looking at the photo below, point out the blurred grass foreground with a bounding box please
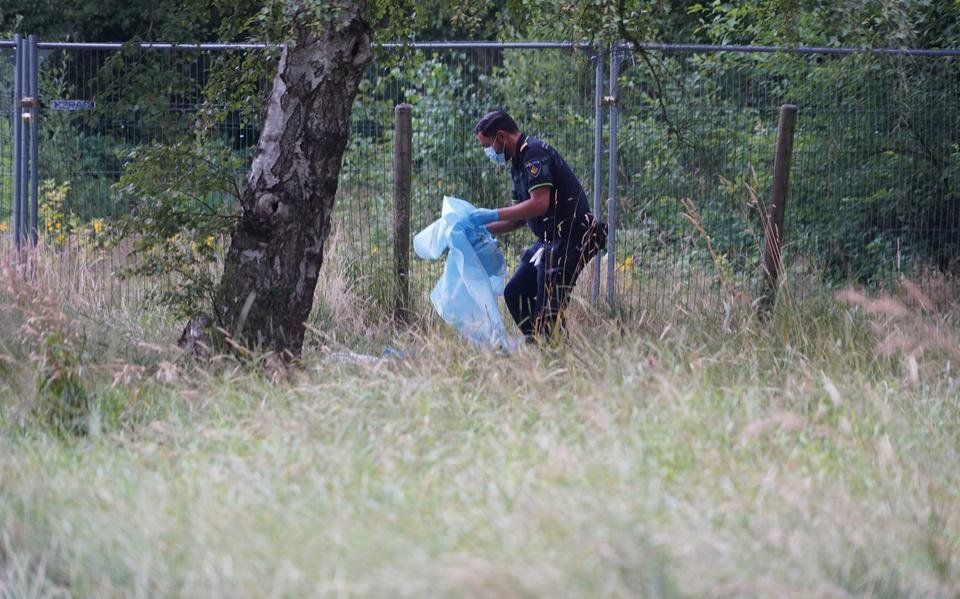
[0,231,958,597]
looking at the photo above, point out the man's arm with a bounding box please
[471,187,551,233]
[497,186,550,222]
[483,187,550,234]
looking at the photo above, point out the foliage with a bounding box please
[114,140,243,319]
[4,0,960,313]
[36,179,111,249]
[0,266,90,434]
[688,0,960,48]
[0,0,264,42]
[37,180,70,244]
[0,110,11,224]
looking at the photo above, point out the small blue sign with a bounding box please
[51,100,96,111]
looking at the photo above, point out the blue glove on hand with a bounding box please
[467,208,499,228]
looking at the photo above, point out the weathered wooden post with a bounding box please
[393,103,412,323]
[759,104,797,313]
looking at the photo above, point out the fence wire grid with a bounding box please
[1,39,959,319]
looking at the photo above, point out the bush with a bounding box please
[0,263,90,434]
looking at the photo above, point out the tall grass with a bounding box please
[0,235,958,597]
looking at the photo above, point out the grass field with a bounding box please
[1,243,958,598]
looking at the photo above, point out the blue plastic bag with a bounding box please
[414,196,517,351]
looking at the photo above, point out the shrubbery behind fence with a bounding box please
[1,39,958,316]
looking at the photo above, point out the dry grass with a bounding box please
[0,239,959,597]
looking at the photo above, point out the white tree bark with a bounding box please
[183,2,372,357]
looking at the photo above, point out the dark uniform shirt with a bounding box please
[510,133,592,243]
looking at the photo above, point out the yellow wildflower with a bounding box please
[370,246,379,256]
[0,223,7,233]
[92,219,105,235]
[56,234,65,244]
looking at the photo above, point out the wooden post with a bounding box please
[760,104,797,312]
[393,104,412,323]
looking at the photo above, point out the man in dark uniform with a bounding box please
[467,110,606,341]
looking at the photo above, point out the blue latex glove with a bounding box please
[466,208,499,228]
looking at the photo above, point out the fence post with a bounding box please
[759,104,798,312]
[393,103,412,323]
[12,34,22,252]
[19,36,31,249]
[605,49,623,305]
[28,35,39,247]
[591,46,605,305]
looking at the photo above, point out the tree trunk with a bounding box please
[186,4,372,358]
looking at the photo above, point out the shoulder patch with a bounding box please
[525,159,542,178]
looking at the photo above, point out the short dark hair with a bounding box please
[475,110,519,136]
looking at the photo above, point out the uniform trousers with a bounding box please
[504,236,589,339]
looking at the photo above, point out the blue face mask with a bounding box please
[484,135,506,165]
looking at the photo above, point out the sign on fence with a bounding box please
[51,99,96,111]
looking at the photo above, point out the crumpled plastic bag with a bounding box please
[414,196,517,351]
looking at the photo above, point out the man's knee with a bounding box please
[504,277,525,313]
[504,276,520,302]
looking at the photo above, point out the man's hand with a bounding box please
[466,208,500,228]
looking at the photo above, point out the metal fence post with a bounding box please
[29,34,39,247]
[17,35,32,249]
[393,103,412,323]
[605,49,622,305]
[12,34,22,251]
[591,46,605,304]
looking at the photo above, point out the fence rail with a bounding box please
[2,38,958,318]
[4,38,959,55]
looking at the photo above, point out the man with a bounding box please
[467,109,606,341]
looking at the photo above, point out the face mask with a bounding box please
[484,134,506,165]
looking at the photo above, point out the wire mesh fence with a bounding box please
[7,41,270,303]
[1,39,958,320]
[614,48,960,314]
[0,44,12,259]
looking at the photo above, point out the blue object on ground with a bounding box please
[414,196,518,351]
[381,347,407,360]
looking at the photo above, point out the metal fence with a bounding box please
[2,38,959,318]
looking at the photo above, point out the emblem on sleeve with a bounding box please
[525,160,542,177]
